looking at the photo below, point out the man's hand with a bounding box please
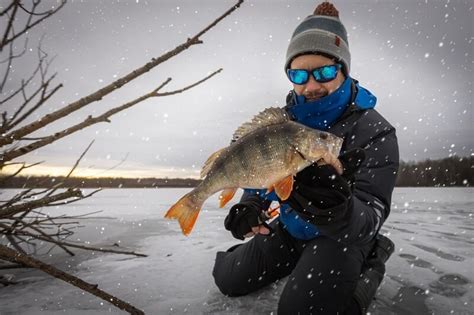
[286,148,366,225]
[224,203,271,240]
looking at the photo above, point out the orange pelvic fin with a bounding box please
[164,193,202,236]
[273,175,294,201]
[219,188,237,208]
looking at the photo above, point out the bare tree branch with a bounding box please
[0,244,145,315]
[0,1,16,17]
[0,0,244,148]
[0,1,66,52]
[156,68,223,96]
[0,263,25,270]
[0,161,43,184]
[0,0,19,52]
[22,223,76,256]
[18,1,59,16]
[11,230,148,257]
[1,73,61,134]
[0,37,28,92]
[44,140,95,198]
[0,52,44,105]
[0,68,222,166]
[8,82,63,133]
[6,233,27,254]
[92,152,129,177]
[0,188,83,219]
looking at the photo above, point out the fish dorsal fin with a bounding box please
[200,147,225,179]
[232,107,290,142]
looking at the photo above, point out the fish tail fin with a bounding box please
[164,192,203,236]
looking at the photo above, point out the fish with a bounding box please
[164,107,344,235]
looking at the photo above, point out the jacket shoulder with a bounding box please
[331,108,396,148]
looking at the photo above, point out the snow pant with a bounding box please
[212,220,375,315]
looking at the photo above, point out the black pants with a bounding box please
[213,220,375,315]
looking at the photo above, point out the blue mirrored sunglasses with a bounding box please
[287,64,342,85]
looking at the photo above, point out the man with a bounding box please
[213,2,399,314]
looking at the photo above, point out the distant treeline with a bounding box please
[396,156,472,187]
[0,156,472,188]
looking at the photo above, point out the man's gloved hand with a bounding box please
[286,148,366,226]
[224,203,271,240]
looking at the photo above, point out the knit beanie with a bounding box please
[285,1,351,75]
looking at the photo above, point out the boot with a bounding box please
[353,234,395,314]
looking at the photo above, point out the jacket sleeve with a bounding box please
[327,116,399,244]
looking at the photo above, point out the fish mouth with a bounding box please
[335,138,344,154]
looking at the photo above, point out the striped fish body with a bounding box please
[204,122,319,192]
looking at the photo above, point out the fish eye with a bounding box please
[319,133,328,140]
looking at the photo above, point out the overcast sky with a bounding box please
[2,0,473,178]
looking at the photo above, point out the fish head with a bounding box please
[298,129,344,163]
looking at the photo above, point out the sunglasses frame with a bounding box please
[287,64,342,85]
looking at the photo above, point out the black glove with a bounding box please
[224,202,269,240]
[286,148,366,226]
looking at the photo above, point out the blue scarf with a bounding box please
[287,76,352,130]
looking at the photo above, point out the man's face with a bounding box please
[290,54,346,102]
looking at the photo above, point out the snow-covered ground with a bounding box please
[0,187,472,314]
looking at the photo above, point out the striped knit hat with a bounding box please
[285,1,350,75]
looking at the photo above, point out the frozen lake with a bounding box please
[0,187,473,314]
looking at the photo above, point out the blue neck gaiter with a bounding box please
[287,76,352,130]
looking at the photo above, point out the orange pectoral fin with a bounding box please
[273,175,294,201]
[219,188,237,208]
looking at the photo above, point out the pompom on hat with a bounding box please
[285,1,351,75]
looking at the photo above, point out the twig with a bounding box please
[0,161,43,184]
[92,152,129,177]
[0,0,19,53]
[0,244,145,315]
[11,230,147,257]
[0,1,66,51]
[156,68,223,96]
[45,140,94,198]
[43,188,102,206]
[0,188,83,219]
[0,263,26,270]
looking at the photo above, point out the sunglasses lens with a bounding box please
[314,65,338,82]
[288,69,308,85]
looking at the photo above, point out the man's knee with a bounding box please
[213,248,259,297]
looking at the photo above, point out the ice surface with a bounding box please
[0,187,472,314]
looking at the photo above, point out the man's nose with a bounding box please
[304,75,325,94]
